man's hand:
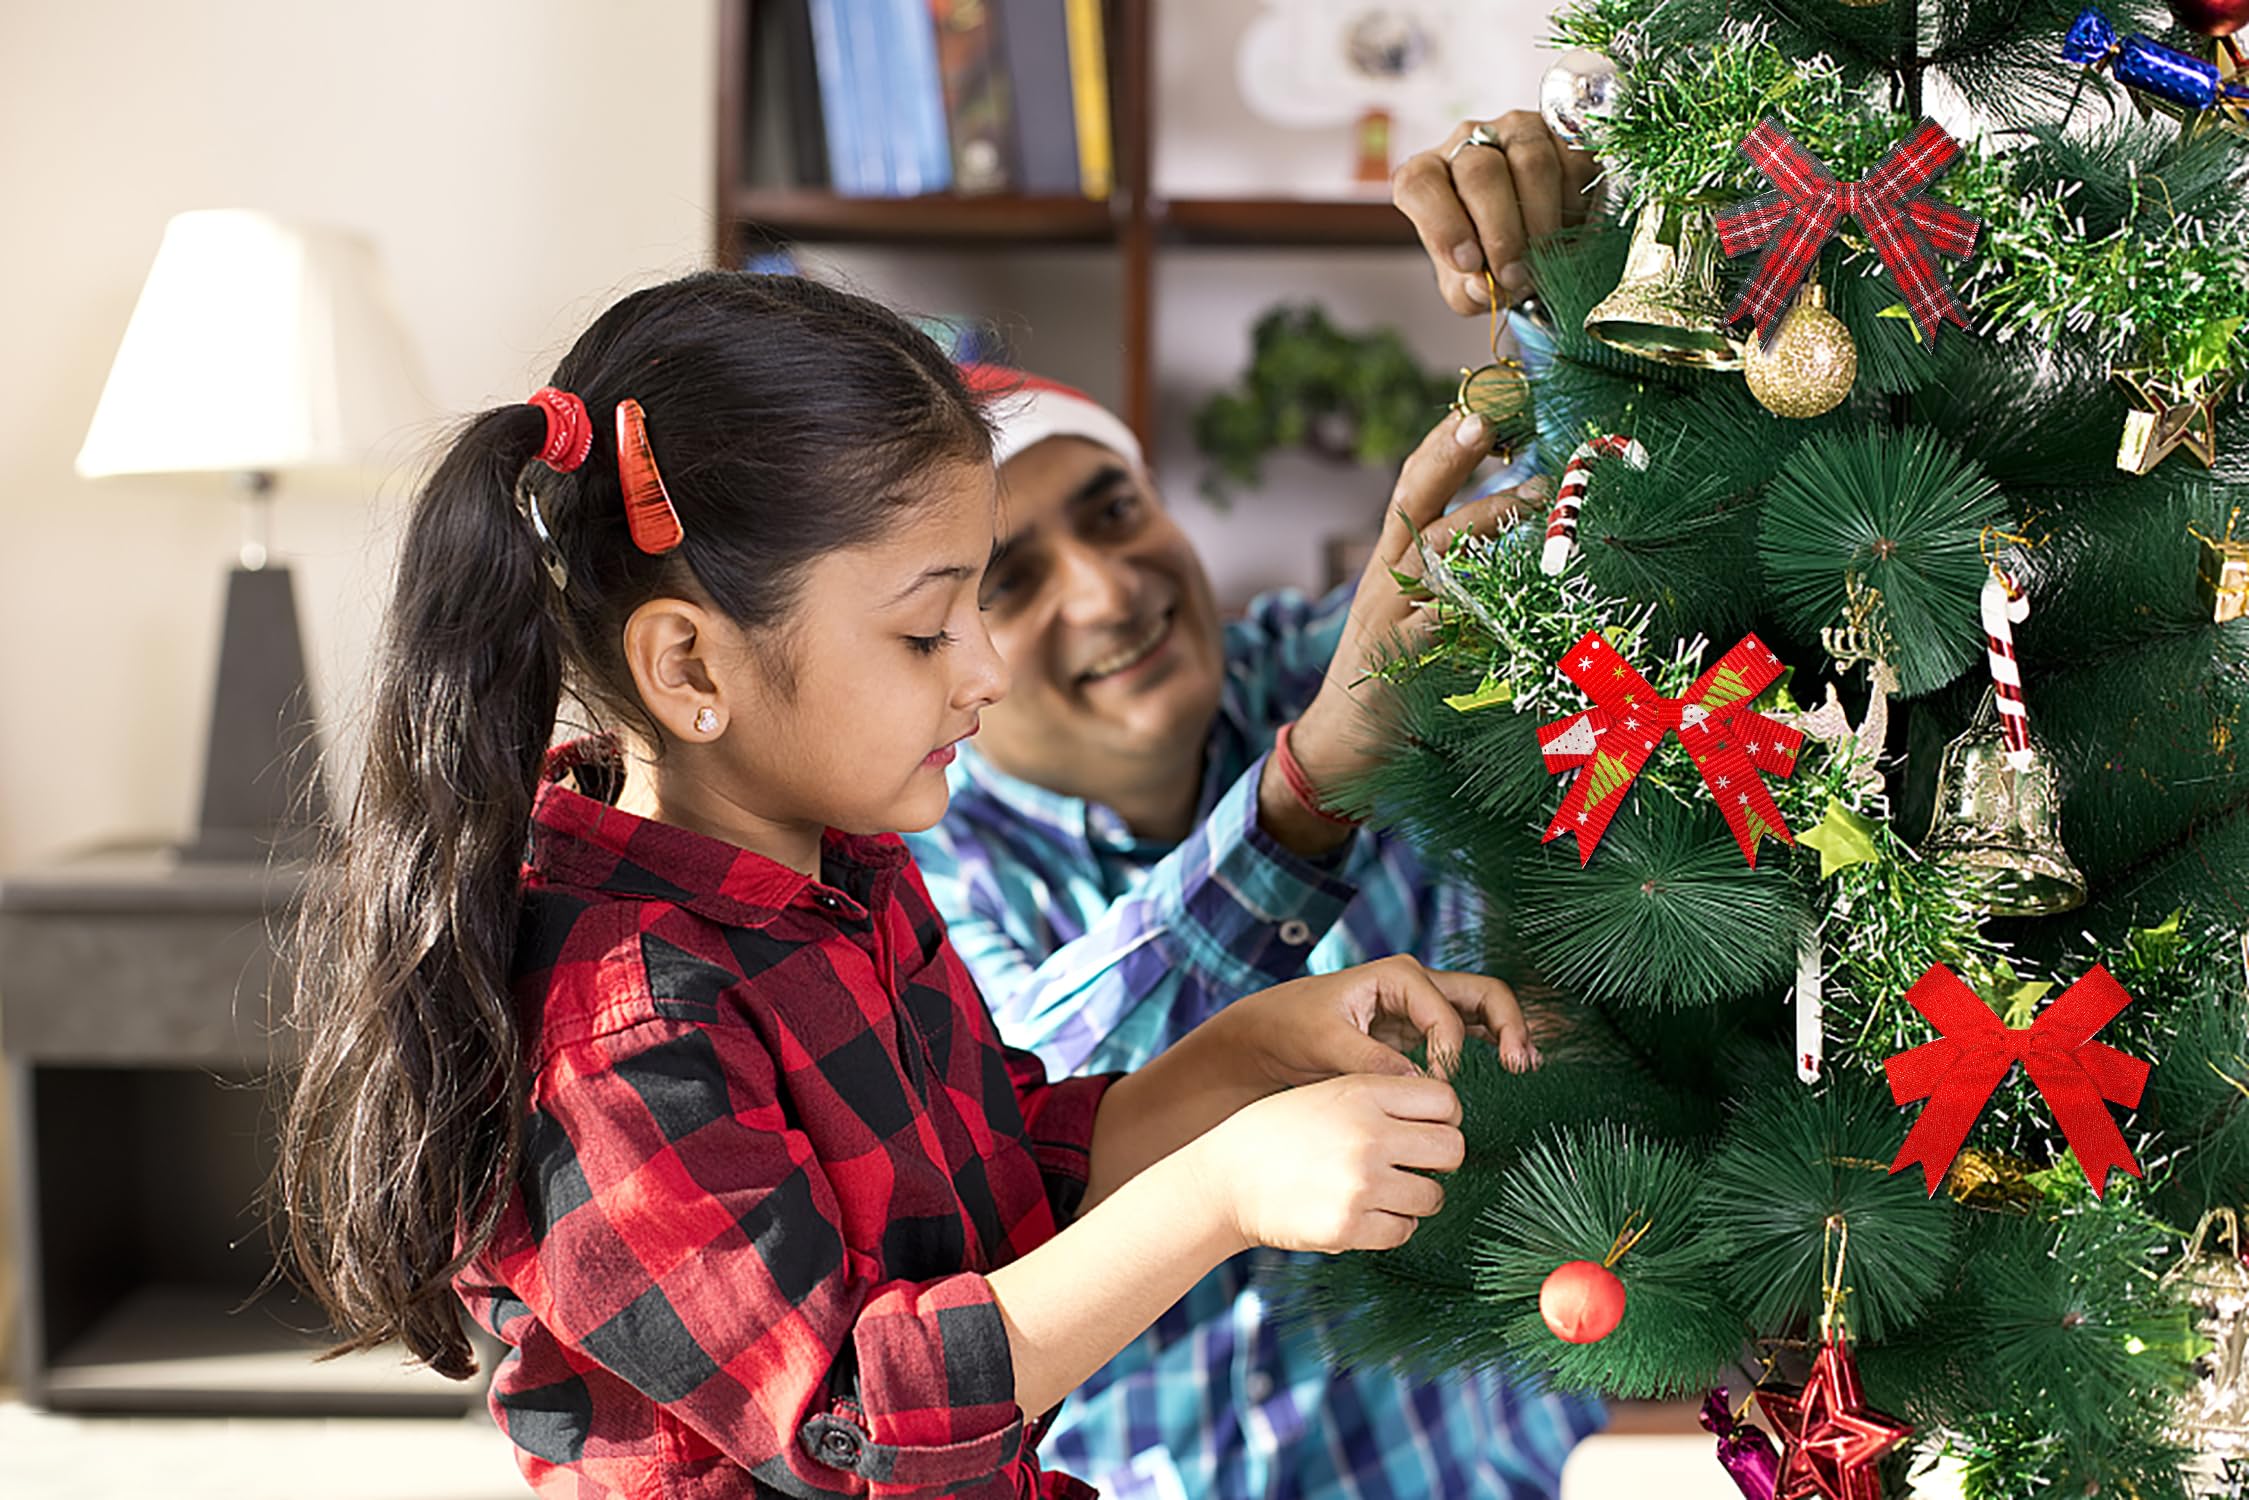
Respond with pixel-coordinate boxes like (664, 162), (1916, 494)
(1393, 112), (1598, 314)
(1268, 411), (1545, 840)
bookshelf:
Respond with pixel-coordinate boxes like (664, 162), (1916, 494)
(716, 0), (1422, 451)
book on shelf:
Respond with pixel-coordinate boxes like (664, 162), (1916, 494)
(932, 0), (1015, 195)
(995, 0), (1080, 197)
(749, 0), (827, 189)
(806, 0), (875, 195)
(882, 0), (954, 195)
(1061, 0), (1112, 200)
(758, 0), (1114, 203)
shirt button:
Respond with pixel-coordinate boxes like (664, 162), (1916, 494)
(1245, 1371), (1275, 1403)
(813, 891), (843, 912)
(820, 1426), (862, 1463)
(1278, 919), (1313, 947)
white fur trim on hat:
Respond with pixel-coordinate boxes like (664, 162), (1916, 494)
(964, 366), (1145, 471)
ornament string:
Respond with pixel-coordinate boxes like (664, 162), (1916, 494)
(2186, 506), (2244, 551)
(1819, 1214), (1852, 1343)
(1604, 1208), (1653, 1269)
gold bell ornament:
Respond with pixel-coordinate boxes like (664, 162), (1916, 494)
(1743, 284), (1858, 418)
(1584, 202), (1744, 371)
(1920, 688), (2088, 916)
(2194, 511), (2249, 624)
(2161, 1208), (2249, 1494)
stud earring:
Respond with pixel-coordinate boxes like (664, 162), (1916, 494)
(693, 706), (719, 735)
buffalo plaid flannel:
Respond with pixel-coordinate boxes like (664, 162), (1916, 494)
(456, 740), (1111, 1500)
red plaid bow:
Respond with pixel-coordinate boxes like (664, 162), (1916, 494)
(1885, 963), (2148, 1198)
(1715, 116), (1981, 349)
(1539, 631), (1804, 866)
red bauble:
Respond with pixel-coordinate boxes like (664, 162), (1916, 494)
(2169, 0), (2249, 37)
(1539, 1259), (1627, 1343)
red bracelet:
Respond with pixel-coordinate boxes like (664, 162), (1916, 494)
(1273, 721), (1361, 828)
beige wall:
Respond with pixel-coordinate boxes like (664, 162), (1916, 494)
(0, 0), (717, 1383)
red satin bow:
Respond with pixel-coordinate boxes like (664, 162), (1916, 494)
(1539, 631), (1803, 866)
(1715, 116), (1981, 349)
(1885, 963), (2149, 1198)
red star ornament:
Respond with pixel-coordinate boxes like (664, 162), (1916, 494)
(1753, 1335), (1912, 1500)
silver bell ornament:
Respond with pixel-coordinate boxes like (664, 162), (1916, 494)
(1920, 688), (2087, 916)
(1539, 48), (1622, 150)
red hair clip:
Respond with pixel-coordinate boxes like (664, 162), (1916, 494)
(613, 398), (685, 555)
(527, 387), (594, 473)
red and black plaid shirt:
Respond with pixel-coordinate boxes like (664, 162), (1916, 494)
(458, 741), (1111, 1499)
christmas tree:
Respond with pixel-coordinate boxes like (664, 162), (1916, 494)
(1290, 3), (2249, 1496)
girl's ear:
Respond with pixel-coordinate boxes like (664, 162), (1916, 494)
(621, 597), (748, 742)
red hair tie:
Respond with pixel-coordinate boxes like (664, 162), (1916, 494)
(614, 398), (685, 555)
(527, 387), (594, 473)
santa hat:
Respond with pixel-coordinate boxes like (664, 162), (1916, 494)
(960, 362), (1144, 471)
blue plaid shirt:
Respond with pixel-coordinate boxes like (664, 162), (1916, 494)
(905, 585), (1603, 1500)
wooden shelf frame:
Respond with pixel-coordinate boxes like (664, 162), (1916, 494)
(716, 1), (1419, 451)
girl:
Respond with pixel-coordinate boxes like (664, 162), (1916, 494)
(278, 272), (1532, 1499)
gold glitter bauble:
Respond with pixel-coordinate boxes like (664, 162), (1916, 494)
(1744, 285), (1858, 419)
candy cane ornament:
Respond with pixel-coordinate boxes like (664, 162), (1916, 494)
(1981, 568), (2033, 770)
(1541, 434), (1649, 575)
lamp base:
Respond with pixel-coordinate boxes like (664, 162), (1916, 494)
(183, 564), (328, 864)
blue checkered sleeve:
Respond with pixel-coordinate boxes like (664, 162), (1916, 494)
(913, 760), (1359, 1077)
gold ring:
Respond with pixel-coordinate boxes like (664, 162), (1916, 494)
(1446, 124), (1504, 162)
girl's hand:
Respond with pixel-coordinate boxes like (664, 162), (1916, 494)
(1229, 954), (1538, 1085)
(1187, 1073), (1465, 1254)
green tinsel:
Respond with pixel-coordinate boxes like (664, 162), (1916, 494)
(1553, 8), (2249, 385)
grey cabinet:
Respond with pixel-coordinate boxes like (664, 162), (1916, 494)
(0, 848), (484, 1414)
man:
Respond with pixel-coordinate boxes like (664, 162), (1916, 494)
(904, 117), (1598, 1499)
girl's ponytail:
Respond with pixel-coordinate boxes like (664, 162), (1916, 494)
(279, 401), (559, 1378)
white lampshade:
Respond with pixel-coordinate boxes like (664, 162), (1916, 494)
(76, 210), (428, 478)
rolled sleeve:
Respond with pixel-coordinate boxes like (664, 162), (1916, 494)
(1168, 753), (1359, 997)
(522, 1020), (1035, 1499)
(805, 1273), (1023, 1493)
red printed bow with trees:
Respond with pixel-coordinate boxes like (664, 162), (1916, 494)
(1539, 631), (1804, 866)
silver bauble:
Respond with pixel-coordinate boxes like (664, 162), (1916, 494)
(1539, 48), (1622, 150)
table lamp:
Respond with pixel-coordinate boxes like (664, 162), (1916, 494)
(75, 210), (428, 862)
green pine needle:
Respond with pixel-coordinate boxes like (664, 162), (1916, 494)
(1756, 427), (2006, 696)
(1702, 1070), (1957, 1341)
(1472, 1125), (1743, 1398)
(1510, 795), (1811, 1009)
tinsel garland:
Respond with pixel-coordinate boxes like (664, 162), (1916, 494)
(1547, 11), (2249, 384)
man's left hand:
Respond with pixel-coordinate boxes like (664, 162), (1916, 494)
(1274, 411), (1546, 838)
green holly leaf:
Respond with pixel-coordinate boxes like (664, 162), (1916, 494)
(1959, 954), (2054, 1030)
(2126, 908), (2186, 971)
(2180, 317), (2242, 385)
(1797, 797), (1880, 878)
(1444, 674), (1514, 713)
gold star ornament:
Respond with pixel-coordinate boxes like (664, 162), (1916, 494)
(2113, 366), (2231, 474)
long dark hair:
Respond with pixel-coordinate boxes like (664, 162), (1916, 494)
(278, 272), (991, 1377)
